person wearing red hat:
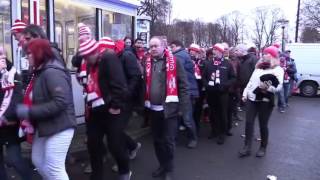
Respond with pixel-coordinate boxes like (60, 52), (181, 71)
(202, 43), (236, 145)
(78, 37), (131, 180)
(10, 20), (27, 75)
(239, 46), (284, 158)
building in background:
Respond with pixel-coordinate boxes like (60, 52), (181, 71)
(0, 0), (141, 123)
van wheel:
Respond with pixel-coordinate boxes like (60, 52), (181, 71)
(300, 81), (318, 97)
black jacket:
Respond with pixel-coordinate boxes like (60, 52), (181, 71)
(202, 59), (236, 93)
(238, 53), (258, 87)
(0, 62), (23, 144)
(98, 50), (129, 110)
(118, 50), (143, 103)
(30, 59), (76, 137)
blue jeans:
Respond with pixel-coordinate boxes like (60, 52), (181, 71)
(180, 97), (198, 140)
(0, 143), (32, 180)
(277, 83), (290, 108)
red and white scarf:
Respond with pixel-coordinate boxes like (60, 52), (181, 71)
(145, 49), (179, 108)
(86, 65), (105, 108)
(280, 57), (290, 83)
(194, 61), (202, 79)
(77, 60), (88, 85)
(0, 68), (16, 126)
(19, 75), (35, 144)
(213, 59), (222, 84)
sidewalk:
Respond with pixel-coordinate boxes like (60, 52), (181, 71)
(21, 113), (150, 155)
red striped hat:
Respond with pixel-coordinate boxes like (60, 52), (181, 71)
(79, 38), (99, 56)
(11, 19), (27, 33)
(189, 43), (200, 52)
(98, 37), (115, 50)
(213, 43), (225, 53)
(78, 23), (91, 38)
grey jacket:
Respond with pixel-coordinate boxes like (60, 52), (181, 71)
(239, 53), (258, 87)
(145, 54), (190, 119)
(30, 60), (76, 137)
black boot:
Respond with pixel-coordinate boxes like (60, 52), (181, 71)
(152, 167), (165, 177)
(256, 147), (266, 157)
(239, 145), (251, 157)
(217, 135), (225, 145)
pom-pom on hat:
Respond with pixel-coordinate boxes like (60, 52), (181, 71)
(11, 19), (27, 33)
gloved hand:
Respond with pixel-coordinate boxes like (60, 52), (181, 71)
(0, 116), (7, 127)
(16, 104), (30, 120)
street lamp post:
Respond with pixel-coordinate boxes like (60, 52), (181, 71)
(277, 19), (289, 52)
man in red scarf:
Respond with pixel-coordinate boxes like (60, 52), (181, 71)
(145, 37), (190, 180)
(78, 38), (131, 180)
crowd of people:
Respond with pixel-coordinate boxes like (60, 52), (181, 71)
(0, 20), (298, 180)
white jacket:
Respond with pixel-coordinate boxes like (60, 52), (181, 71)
(243, 65), (284, 102)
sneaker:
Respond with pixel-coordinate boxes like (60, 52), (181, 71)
(111, 164), (119, 172)
(239, 146), (251, 158)
(179, 126), (186, 131)
(256, 147), (266, 157)
(240, 134), (246, 138)
(255, 137), (262, 141)
(279, 107), (285, 113)
(129, 142), (142, 160)
(237, 107), (243, 112)
(187, 140), (198, 149)
(83, 164), (92, 174)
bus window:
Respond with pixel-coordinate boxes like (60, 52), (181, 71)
(54, 0), (96, 70)
(0, 0), (12, 61)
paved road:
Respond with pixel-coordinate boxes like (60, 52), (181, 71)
(7, 96), (320, 180)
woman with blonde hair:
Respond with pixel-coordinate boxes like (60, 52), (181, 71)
(239, 46), (284, 158)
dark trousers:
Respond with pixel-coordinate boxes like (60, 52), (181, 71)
(244, 101), (273, 148)
(150, 110), (178, 172)
(123, 106), (137, 152)
(207, 92), (229, 137)
(227, 92), (239, 131)
(194, 90), (205, 131)
(179, 96), (197, 140)
(87, 106), (129, 180)
(0, 143), (32, 180)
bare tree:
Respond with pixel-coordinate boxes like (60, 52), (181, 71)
(138, 0), (171, 36)
(207, 23), (222, 46)
(193, 19), (208, 47)
(301, 0), (320, 29)
(228, 11), (245, 46)
(251, 6), (285, 50)
(301, 27), (320, 42)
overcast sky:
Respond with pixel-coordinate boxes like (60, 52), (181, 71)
(171, 0), (299, 41)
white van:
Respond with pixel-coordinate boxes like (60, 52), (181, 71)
(286, 43), (320, 97)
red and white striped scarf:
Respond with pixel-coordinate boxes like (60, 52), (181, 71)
(0, 68), (16, 124)
(86, 65), (105, 108)
(194, 61), (201, 79)
(19, 75), (35, 144)
(145, 49), (179, 108)
(280, 57), (290, 82)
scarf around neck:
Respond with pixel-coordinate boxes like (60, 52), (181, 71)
(145, 49), (179, 108)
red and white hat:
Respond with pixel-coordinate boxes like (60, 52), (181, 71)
(11, 19), (27, 33)
(189, 43), (200, 52)
(78, 23), (91, 38)
(98, 37), (115, 50)
(213, 43), (225, 53)
(263, 46), (279, 58)
(79, 38), (99, 56)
